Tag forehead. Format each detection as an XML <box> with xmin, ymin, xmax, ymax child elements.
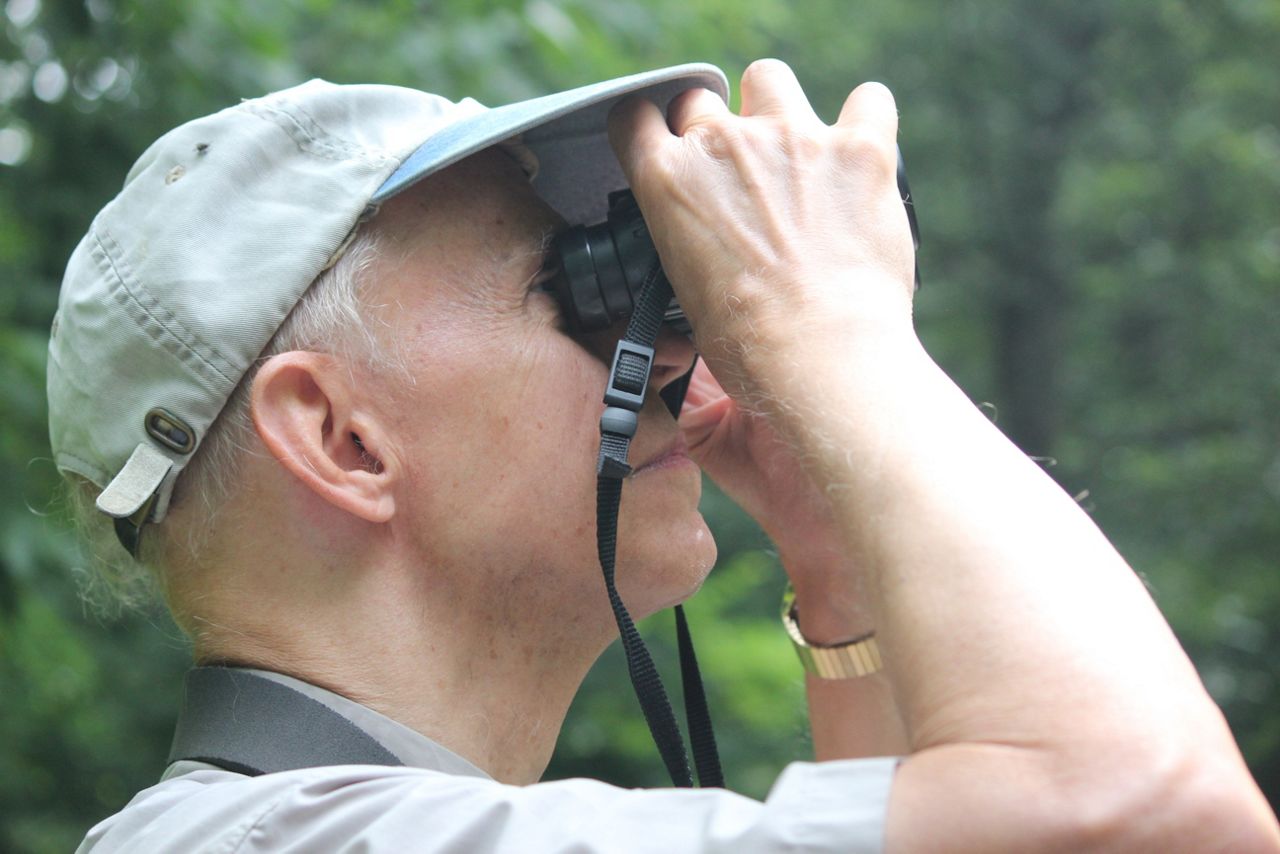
<box><xmin>360</xmin><ymin>147</ymin><xmax>567</xmax><ymax>334</ymax></box>
<box><xmin>374</xmin><ymin>147</ymin><xmax>561</xmax><ymax>264</ymax></box>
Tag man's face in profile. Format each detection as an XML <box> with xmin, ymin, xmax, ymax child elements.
<box><xmin>356</xmin><ymin>147</ymin><xmax>718</xmax><ymax>634</ymax></box>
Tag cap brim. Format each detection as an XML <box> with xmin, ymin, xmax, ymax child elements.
<box><xmin>372</xmin><ymin>63</ymin><xmax>729</xmax><ymax>224</ymax></box>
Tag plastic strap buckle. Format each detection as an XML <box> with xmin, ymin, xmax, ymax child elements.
<box><xmin>603</xmin><ymin>340</ymin><xmax>655</xmax><ymax>411</ymax></box>
<box><xmin>598</xmin><ymin>340</ymin><xmax>654</xmax><ymax>479</ymax></box>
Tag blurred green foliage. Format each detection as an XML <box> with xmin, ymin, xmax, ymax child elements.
<box><xmin>1</xmin><ymin>0</ymin><xmax>1277</xmax><ymax>850</ymax></box>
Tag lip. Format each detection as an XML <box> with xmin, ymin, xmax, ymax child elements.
<box><xmin>631</xmin><ymin>433</ymin><xmax>696</xmax><ymax>476</ymax></box>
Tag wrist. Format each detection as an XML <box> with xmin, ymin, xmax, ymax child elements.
<box><xmin>759</xmin><ymin>335</ymin><xmax>941</xmax><ymax>509</ymax></box>
<box><xmin>693</xmin><ymin>272</ymin><xmax>918</xmax><ymax>397</ymax></box>
<box><xmin>779</xmin><ymin>548</ymin><xmax>876</xmax><ymax>645</ymax></box>
<box><xmin>782</xmin><ymin>583</ymin><xmax>883</xmax><ymax>679</ymax></box>
<box><xmin>728</xmin><ymin>272</ymin><xmax>918</xmax><ymax>386</ymax></box>
<box><xmin>789</xmin><ymin>585</ymin><xmax>877</xmax><ymax>646</ymax></box>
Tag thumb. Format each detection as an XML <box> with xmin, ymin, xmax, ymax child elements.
<box><xmin>680</xmin><ymin>363</ymin><xmax>737</xmax><ymax>459</ymax></box>
<box><xmin>680</xmin><ymin>392</ymin><xmax>732</xmax><ymax>461</ymax></box>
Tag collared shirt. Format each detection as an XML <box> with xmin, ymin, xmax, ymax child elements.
<box><xmin>78</xmin><ymin>669</ymin><xmax>897</xmax><ymax>853</ymax></box>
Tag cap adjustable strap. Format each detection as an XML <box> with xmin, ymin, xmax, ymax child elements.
<box><xmin>596</xmin><ymin>260</ymin><xmax>723</xmax><ymax>789</ymax></box>
<box><xmin>97</xmin><ymin>442</ymin><xmax>173</xmax><ymax>558</ymax></box>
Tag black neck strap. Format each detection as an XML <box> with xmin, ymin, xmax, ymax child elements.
<box><xmin>596</xmin><ymin>262</ymin><xmax>724</xmax><ymax>789</ymax></box>
<box><xmin>167</xmin><ymin>667</ymin><xmax>402</xmax><ymax>776</ymax></box>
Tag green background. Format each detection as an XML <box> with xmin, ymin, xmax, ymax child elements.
<box><xmin>2</xmin><ymin>0</ymin><xmax>1278</xmax><ymax>850</ymax></box>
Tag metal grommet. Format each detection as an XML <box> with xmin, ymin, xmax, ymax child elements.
<box><xmin>145</xmin><ymin>408</ymin><xmax>196</xmax><ymax>454</ymax></box>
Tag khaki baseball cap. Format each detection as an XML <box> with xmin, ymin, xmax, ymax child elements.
<box><xmin>47</xmin><ymin>63</ymin><xmax>728</xmax><ymax>553</ymax></box>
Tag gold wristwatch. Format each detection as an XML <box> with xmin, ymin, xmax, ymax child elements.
<box><xmin>781</xmin><ymin>584</ymin><xmax>883</xmax><ymax>679</ymax></box>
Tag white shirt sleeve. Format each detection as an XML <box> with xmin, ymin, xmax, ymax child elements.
<box><xmin>79</xmin><ymin>758</ymin><xmax>897</xmax><ymax>854</ymax></box>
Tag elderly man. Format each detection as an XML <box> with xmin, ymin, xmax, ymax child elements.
<box><xmin>52</xmin><ymin>60</ymin><xmax>1276</xmax><ymax>852</ymax></box>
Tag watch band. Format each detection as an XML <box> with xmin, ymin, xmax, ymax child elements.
<box><xmin>781</xmin><ymin>584</ymin><xmax>883</xmax><ymax>679</ymax></box>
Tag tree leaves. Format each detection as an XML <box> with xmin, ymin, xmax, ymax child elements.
<box><xmin>2</xmin><ymin>1</ymin><xmax>1278</xmax><ymax>848</ymax></box>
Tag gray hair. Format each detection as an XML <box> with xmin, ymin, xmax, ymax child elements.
<box><xmin>66</xmin><ymin>228</ymin><xmax>402</xmax><ymax>616</ymax></box>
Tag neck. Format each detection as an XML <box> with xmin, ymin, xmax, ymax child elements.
<box><xmin>192</xmin><ymin>549</ymin><xmax>616</xmax><ymax>784</ymax></box>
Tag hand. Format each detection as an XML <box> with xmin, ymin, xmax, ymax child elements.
<box><xmin>680</xmin><ymin>359</ymin><xmax>834</xmax><ymax>553</ymax></box>
<box><xmin>608</xmin><ymin>59</ymin><xmax>916</xmax><ymax>403</ymax></box>
<box><xmin>681</xmin><ymin>357</ymin><xmax>874</xmax><ymax>634</ymax></box>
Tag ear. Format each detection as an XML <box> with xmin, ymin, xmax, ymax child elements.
<box><xmin>250</xmin><ymin>351</ymin><xmax>397</xmax><ymax>524</ymax></box>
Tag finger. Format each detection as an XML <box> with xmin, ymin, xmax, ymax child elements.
<box><xmin>651</xmin><ymin>326</ymin><xmax>697</xmax><ymax>391</ymax></box>
<box><xmin>679</xmin><ymin>360</ymin><xmax>727</xmax><ymax>411</ymax></box>
<box><xmin>607</xmin><ymin>96</ymin><xmax>671</xmax><ymax>186</ymax></box>
<box><xmin>679</xmin><ymin>388</ymin><xmax>733</xmax><ymax>456</ymax></box>
<box><xmin>836</xmin><ymin>81</ymin><xmax>899</xmax><ymax>141</ymax></box>
<box><xmin>739</xmin><ymin>58</ymin><xmax>821</xmax><ymax>124</ymax></box>
<box><xmin>666</xmin><ymin>87</ymin><xmax>730</xmax><ymax>136</ymax></box>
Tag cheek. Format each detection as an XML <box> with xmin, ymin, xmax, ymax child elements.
<box><xmin>491</xmin><ymin>344</ymin><xmax>604</xmax><ymax>545</ymax></box>
<box><xmin>491</xmin><ymin>333</ymin><xmax>606</xmax><ymax>470</ymax></box>
<box><xmin>396</xmin><ymin>328</ymin><xmax>609</xmax><ymax>566</ymax></box>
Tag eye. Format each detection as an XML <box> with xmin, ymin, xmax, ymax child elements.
<box><xmin>531</xmin><ymin>254</ymin><xmax>560</xmax><ymax>293</ymax></box>
<box><xmin>521</xmin><ymin>255</ymin><xmax>570</xmax><ymax>330</ymax></box>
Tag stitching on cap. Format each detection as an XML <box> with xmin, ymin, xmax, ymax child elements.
<box><xmin>92</xmin><ymin>229</ymin><xmax>238</xmax><ymax>389</ymax></box>
<box><xmin>242</xmin><ymin>99</ymin><xmax>396</xmax><ymax>168</ymax></box>
<box><xmin>94</xmin><ymin>230</ymin><xmax>236</xmax><ymax>386</ymax></box>
<box><xmin>55</xmin><ymin>451</ymin><xmax>109</xmax><ymax>486</ymax></box>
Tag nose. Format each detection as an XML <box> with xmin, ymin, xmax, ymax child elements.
<box><xmin>649</xmin><ymin>327</ymin><xmax>697</xmax><ymax>393</ymax></box>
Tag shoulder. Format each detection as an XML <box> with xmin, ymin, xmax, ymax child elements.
<box><xmin>78</xmin><ymin>764</ymin><xmax>485</xmax><ymax>853</ymax></box>
<box><xmin>79</xmin><ymin>758</ymin><xmax>899</xmax><ymax>854</ymax></box>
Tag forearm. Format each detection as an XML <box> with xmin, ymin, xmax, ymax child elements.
<box><xmin>779</xmin><ymin>548</ymin><xmax>909</xmax><ymax>761</ymax></box>
<box><xmin>611</xmin><ymin>54</ymin><xmax>1209</xmax><ymax>755</ymax></box>
<box><xmin>611</xmin><ymin>60</ymin><xmax>1278</xmax><ymax>848</ymax></box>
<box><xmin>762</xmin><ymin>331</ymin><xmax>1205</xmax><ymax>748</ymax></box>
<box><xmin>756</xmin><ymin>326</ymin><xmax>1277</xmax><ymax>849</ymax></box>
<box><xmin>806</xmin><ymin>672</ymin><xmax>907</xmax><ymax>761</ymax></box>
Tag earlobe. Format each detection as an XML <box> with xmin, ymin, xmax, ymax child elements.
<box><xmin>251</xmin><ymin>352</ymin><xmax>397</xmax><ymax>524</ymax></box>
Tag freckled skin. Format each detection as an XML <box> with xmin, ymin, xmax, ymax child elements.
<box><xmin>365</xmin><ymin>149</ymin><xmax>717</xmax><ymax>639</ymax></box>
<box><xmin>173</xmin><ymin>146</ymin><xmax>720</xmax><ymax>785</ymax></box>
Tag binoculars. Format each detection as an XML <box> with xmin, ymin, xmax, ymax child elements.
<box><xmin>547</xmin><ymin>149</ymin><xmax>921</xmax><ymax>335</ymax></box>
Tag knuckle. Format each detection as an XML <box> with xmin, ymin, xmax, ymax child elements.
<box><xmin>744</xmin><ymin>57</ymin><xmax>791</xmax><ymax>80</ymax></box>
<box><xmin>857</xmin><ymin>80</ymin><xmax>896</xmax><ymax>105</ymax></box>
<box><xmin>777</xmin><ymin>125</ymin><xmax>824</xmax><ymax>160</ymax></box>
<box><xmin>836</xmin><ymin>130</ymin><xmax>896</xmax><ymax>177</ymax></box>
<box><xmin>686</xmin><ymin>118</ymin><xmax>747</xmax><ymax>158</ymax></box>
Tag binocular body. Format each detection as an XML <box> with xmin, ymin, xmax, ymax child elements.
<box><xmin>548</xmin><ymin>150</ymin><xmax>921</xmax><ymax>335</ymax></box>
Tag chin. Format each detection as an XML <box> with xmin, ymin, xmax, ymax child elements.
<box><xmin>616</xmin><ymin>511</ymin><xmax>718</xmax><ymax>618</ymax></box>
